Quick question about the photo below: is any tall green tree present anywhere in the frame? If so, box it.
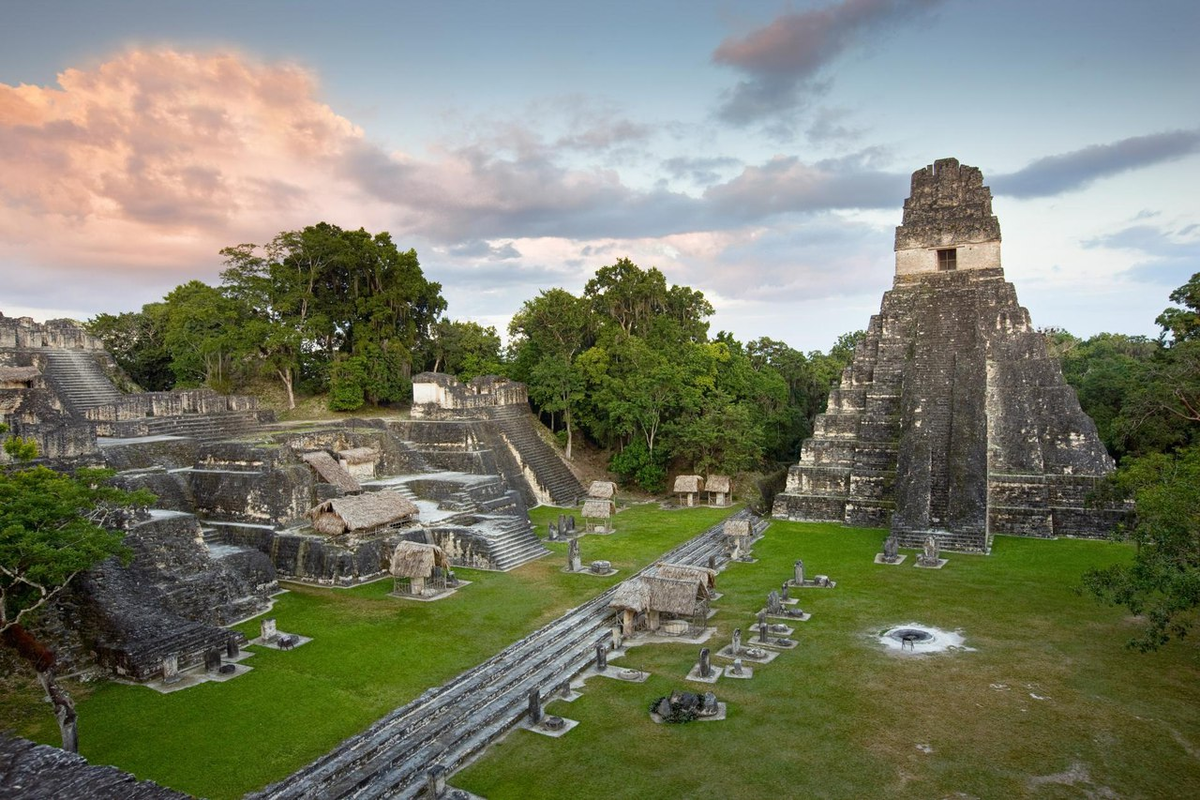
[427,320,504,381]
[86,305,173,391]
[1082,272,1200,649]
[508,289,593,459]
[0,428,152,751]
[219,223,446,409]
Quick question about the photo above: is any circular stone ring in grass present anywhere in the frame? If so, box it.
[879,623,971,654]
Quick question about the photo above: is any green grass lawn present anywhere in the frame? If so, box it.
[455,521,1200,800]
[2,503,731,799]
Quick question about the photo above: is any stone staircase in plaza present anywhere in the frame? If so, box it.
[40,349,123,414]
[253,509,766,800]
[486,404,585,506]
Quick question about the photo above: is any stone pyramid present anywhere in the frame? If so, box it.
[772,158,1122,553]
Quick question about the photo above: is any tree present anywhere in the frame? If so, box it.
[427,320,504,380]
[0,427,152,751]
[219,223,446,410]
[1081,273,1200,650]
[1081,444,1200,650]
[509,289,593,459]
[86,306,173,391]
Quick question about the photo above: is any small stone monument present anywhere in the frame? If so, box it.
[701,691,719,716]
[916,535,946,568]
[731,658,744,676]
[547,521,558,541]
[528,687,542,725]
[566,515,576,533]
[204,648,222,672]
[426,765,447,799]
[757,611,769,643]
[767,590,782,615]
[698,647,712,679]
[732,627,742,656]
[655,697,672,718]
[793,559,805,586]
[162,653,180,685]
[781,581,790,602]
[261,617,278,642]
[568,538,582,572]
[708,554,717,571]
[611,625,623,650]
[884,534,899,562]
[590,559,611,574]
[226,638,239,659]
[595,641,608,672]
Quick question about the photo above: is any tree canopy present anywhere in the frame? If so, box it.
[508,258,859,491]
[1070,271,1200,649]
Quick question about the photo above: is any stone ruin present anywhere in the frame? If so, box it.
[773,159,1127,553]
[3,323,580,685]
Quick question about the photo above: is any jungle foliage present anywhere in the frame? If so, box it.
[508,258,861,491]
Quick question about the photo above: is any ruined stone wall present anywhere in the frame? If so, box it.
[410,372,529,419]
[0,312,106,350]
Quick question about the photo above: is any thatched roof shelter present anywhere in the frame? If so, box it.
[609,567,710,616]
[582,498,614,519]
[608,578,651,613]
[587,480,617,499]
[705,475,731,493]
[337,447,379,465]
[389,541,449,578]
[643,575,705,616]
[301,451,361,493]
[654,562,717,592]
[310,491,418,535]
[723,519,751,538]
[673,475,703,493]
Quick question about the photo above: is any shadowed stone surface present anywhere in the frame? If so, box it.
[774,159,1124,552]
[0,733,189,799]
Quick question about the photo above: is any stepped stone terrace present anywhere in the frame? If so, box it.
[773,158,1126,553]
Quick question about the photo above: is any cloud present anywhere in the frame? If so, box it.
[703,154,906,220]
[992,129,1200,198]
[0,48,375,287]
[1083,221,1200,287]
[712,0,944,127]
[661,155,744,187]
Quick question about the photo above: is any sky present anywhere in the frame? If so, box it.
[1,0,1197,352]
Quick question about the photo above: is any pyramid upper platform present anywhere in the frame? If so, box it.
[894,158,1002,276]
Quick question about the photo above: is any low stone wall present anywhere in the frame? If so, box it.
[410,372,528,418]
[85,389,258,423]
[0,313,106,350]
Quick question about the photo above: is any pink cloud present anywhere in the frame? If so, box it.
[0,49,372,282]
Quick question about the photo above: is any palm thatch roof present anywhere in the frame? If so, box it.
[723,519,751,538]
[587,480,617,499]
[608,578,651,612]
[582,498,614,518]
[654,562,717,591]
[337,447,379,465]
[0,366,40,383]
[673,475,703,493]
[705,475,732,493]
[309,491,418,535]
[389,540,449,578]
[609,568,708,615]
[301,451,361,493]
[643,575,704,615]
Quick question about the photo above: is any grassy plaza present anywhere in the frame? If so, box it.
[4,507,1198,798]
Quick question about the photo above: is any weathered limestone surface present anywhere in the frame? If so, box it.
[774,159,1123,551]
[0,733,188,799]
[74,510,273,680]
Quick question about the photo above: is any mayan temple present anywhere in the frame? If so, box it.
[773,158,1122,553]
